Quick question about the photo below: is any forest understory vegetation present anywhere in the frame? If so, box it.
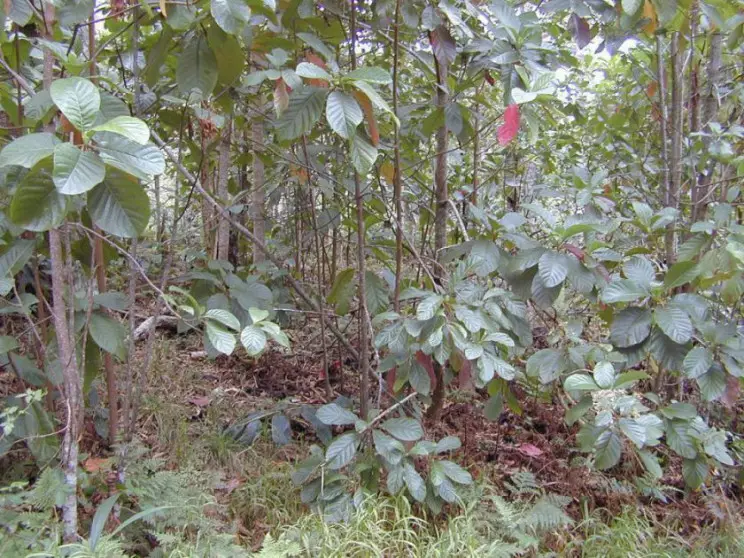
[2,0,744,556]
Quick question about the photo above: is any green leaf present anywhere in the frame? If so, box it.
[248,307,269,323]
[594,429,622,470]
[0,133,60,168]
[409,361,431,396]
[437,478,458,503]
[9,161,67,232]
[612,370,649,389]
[177,34,218,100]
[0,239,35,278]
[618,417,646,448]
[565,395,592,426]
[94,132,165,179]
[403,462,427,502]
[0,336,19,355]
[638,449,663,480]
[593,361,616,389]
[537,251,569,288]
[350,131,378,175]
[526,348,567,384]
[345,67,392,84]
[87,170,150,238]
[381,417,423,441]
[326,432,359,469]
[682,457,708,490]
[469,239,500,277]
[435,436,461,453]
[326,91,363,140]
[600,279,649,304]
[240,325,267,356]
[90,312,126,359]
[207,26,245,86]
[654,305,693,344]
[204,308,240,331]
[665,419,697,459]
[211,0,251,34]
[327,268,356,315]
[50,77,100,132]
[622,0,643,15]
[440,459,472,484]
[610,307,652,348]
[317,403,359,426]
[276,86,328,140]
[663,261,699,289]
[91,116,149,145]
[696,365,727,402]
[417,294,443,320]
[52,143,105,195]
[623,256,655,286]
[206,321,236,355]
[660,402,698,419]
[563,373,599,392]
[295,62,333,82]
[683,347,712,379]
[365,271,389,315]
[373,430,405,464]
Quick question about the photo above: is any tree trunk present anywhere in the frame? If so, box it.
[691,32,722,222]
[252,98,266,266]
[392,0,403,313]
[427,31,450,421]
[666,33,683,265]
[350,0,370,419]
[216,117,232,261]
[655,36,670,262]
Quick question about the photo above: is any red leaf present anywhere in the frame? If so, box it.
[429,25,457,67]
[484,70,495,86]
[517,443,543,457]
[569,14,591,50]
[721,376,741,408]
[416,351,437,390]
[458,359,475,391]
[273,78,289,117]
[189,396,210,407]
[498,104,520,146]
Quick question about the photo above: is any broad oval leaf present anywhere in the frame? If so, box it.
[206,321,236,355]
[350,131,378,175]
[593,361,616,389]
[177,34,218,100]
[53,143,105,195]
[623,256,655,286]
[683,346,713,379]
[381,417,424,442]
[50,77,101,132]
[91,116,149,145]
[0,133,60,168]
[211,0,251,34]
[94,132,165,179]
[654,305,693,344]
[564,373,599,392]
[600,279,649,304]
[326,432,359,469]
[316,403,358,426]
[326,91,363,140]
[345,67,392,84]
[240,325,267,356]
[296,62,333,82]
[87,170,150,238]
[594,429,622,470]
[538,251,568,288]
[610,307,652,348]
[9,161,67,232]
[90,312,127,359]
[275,86,329,140]
[204,308,240,331]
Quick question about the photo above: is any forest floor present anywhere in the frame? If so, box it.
[3,317,744,556]
[112,321,744,555]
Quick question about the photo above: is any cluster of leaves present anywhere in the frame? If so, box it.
[292,401,472,520]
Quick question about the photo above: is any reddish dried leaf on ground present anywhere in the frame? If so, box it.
[517,443,544,457]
